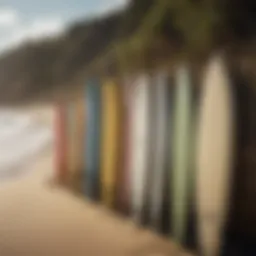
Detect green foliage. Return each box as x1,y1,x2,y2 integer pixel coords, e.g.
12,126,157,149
118,0,222,62
0,0,254,104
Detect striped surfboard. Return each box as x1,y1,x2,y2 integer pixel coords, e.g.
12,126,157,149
84,80,101,200
196,56,234,256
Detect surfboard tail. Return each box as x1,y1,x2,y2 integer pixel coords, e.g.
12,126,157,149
198,215,224,256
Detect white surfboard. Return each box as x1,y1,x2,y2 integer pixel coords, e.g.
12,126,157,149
196,56,234,256
129,74,151,223
150,72,169,230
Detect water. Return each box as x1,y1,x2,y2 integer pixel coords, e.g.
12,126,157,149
0,109,53,180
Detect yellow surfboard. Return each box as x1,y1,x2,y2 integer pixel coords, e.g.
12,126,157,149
100,80,121,207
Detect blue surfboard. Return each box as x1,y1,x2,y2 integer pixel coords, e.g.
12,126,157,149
84,80,101,200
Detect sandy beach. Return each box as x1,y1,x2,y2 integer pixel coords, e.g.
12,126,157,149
0,105,191,256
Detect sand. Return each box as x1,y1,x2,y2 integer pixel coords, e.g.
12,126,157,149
0,105,191,256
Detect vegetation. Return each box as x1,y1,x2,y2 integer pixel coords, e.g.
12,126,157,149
0,0,254,104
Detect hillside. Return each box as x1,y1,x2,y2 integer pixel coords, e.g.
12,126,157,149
0,0,254,104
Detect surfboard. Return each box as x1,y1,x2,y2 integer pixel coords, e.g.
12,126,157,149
196,56,234,256
137,78,156,226
149,72,169,230
129,75,151,223
67,97,85,190
67,101,77,186
74,97,86,191
100,80,121,208
171,65,193,243
55,103,67,184
116,78,133,215
84,80,101,200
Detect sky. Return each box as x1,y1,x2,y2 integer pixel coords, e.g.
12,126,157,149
0,0,127,53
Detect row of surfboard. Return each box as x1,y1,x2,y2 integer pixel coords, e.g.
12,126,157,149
55,56,234,256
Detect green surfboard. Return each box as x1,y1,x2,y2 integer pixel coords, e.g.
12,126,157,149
171,65,193,243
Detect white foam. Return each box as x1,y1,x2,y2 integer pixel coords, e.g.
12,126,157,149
0,110,53,181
